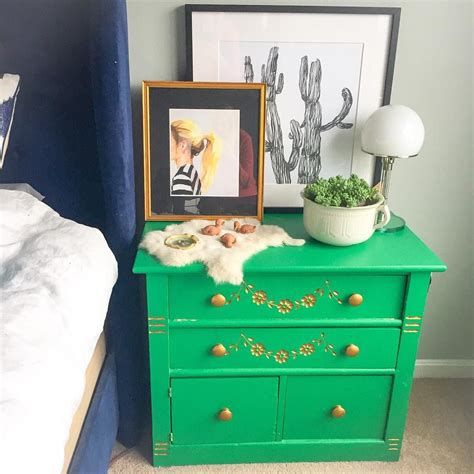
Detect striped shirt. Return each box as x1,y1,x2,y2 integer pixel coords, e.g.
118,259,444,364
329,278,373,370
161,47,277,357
171,164,202,196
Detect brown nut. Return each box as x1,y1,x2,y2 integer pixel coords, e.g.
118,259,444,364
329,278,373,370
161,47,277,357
220,233,236,248
238,224,256,234
201,225,221,236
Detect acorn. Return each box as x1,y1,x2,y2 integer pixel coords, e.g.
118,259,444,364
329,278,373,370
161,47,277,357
220,233,237,248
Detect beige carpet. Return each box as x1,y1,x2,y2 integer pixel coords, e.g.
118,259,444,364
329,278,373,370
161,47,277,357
108,379,473,473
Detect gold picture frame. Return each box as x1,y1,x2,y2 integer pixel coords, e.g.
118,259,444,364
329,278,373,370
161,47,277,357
142,81,265,221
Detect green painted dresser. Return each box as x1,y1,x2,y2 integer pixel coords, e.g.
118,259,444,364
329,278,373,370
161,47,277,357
133,214,446,467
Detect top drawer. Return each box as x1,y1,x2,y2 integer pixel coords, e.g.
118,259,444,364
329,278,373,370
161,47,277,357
168,273,406,320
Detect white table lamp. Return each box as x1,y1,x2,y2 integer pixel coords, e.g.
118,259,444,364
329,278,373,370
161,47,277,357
361,104,425,231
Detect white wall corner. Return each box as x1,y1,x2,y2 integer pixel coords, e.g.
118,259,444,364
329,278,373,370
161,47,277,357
415,359,474,378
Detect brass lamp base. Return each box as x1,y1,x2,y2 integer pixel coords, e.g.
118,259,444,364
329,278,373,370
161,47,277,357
375,156,406,233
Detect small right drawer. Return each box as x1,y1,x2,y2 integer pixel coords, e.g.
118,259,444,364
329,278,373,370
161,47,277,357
284,375,393,440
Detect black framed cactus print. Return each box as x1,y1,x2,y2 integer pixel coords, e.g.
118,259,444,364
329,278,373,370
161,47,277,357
186,5,401,210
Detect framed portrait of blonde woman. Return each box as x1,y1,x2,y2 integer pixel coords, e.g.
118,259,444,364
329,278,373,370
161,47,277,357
142,81,265,221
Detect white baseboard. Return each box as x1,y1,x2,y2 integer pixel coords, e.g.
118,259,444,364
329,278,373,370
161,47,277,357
414,359,474,378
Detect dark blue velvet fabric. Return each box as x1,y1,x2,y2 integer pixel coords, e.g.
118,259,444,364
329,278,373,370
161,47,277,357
1,0,145,453
69,353,119,474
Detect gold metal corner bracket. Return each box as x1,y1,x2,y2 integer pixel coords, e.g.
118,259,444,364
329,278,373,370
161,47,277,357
403,316,422,333
154,441,169,456
148,316,167,335
386,438,401,451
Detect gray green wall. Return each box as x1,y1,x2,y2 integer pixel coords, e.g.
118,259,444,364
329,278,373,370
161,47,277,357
126,0,473,362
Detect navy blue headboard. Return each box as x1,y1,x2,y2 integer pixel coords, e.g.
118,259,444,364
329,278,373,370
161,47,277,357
0,0,145,447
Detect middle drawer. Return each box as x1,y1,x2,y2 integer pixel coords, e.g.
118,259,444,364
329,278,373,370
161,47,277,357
169,327,400,370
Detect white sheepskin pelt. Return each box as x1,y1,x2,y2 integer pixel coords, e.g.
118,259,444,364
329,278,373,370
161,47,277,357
140,219,305,285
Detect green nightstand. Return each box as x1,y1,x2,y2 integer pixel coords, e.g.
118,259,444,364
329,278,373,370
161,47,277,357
133,214,446,467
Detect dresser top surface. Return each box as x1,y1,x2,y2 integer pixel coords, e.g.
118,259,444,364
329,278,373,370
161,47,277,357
133,214,446,275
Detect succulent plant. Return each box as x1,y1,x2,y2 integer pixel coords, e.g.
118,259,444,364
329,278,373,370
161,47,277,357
304,174,380,208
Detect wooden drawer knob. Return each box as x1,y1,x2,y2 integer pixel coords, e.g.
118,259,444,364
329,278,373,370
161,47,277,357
211,343,227,357
217,408,233,421
344,344,360,357
348,293,363,306
331,405,346,418
211,293,226,307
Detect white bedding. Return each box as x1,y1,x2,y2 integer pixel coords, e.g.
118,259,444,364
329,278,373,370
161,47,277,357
0,190,118,474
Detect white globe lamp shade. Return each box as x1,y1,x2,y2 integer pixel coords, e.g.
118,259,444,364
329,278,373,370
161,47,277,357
361,105,425,158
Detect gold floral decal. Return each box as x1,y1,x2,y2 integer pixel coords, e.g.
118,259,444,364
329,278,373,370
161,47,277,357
227,332,337,364
226,280,343,314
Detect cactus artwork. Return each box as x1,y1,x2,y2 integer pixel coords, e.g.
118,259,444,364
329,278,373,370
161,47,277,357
245,47,354,184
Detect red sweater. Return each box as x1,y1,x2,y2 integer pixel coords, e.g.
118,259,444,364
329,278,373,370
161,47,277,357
239,129,258,197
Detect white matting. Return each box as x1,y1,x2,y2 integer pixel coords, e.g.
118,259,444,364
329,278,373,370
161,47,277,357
139,219,305,285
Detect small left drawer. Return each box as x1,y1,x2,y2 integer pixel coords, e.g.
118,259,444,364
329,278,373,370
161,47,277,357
170,377,279,445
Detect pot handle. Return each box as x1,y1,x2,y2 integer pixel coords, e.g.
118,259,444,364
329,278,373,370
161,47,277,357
374,203,391,230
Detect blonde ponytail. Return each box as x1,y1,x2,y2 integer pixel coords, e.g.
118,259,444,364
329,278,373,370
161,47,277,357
197,132,221,193
171,119,222,193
